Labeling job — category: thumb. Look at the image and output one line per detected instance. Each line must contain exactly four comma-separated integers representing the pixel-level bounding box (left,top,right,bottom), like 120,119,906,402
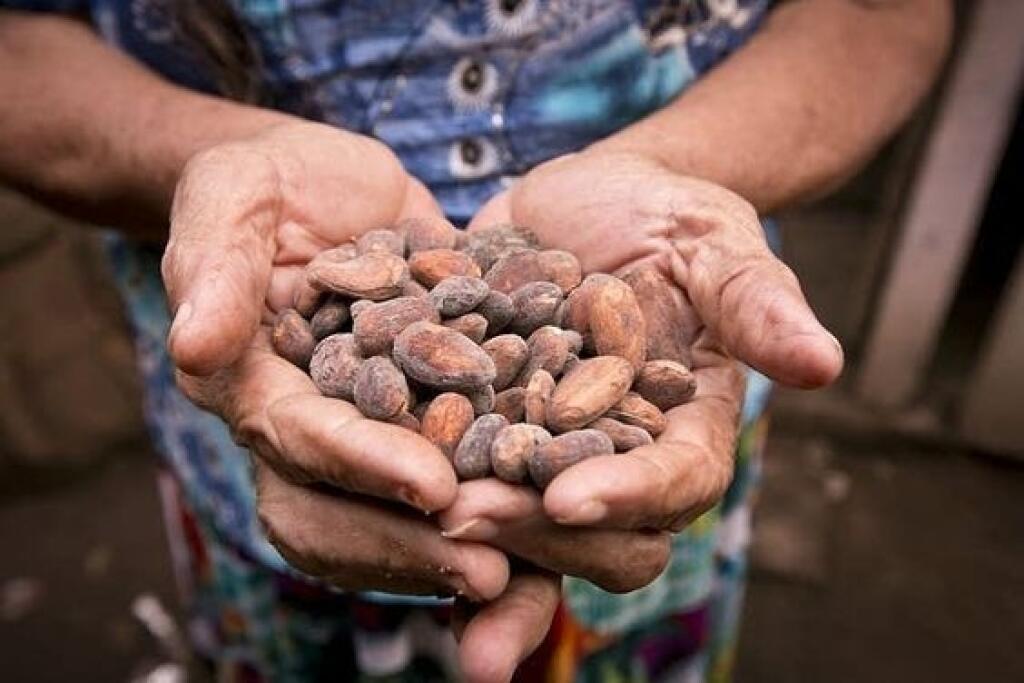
672,230,843,389
455,572,561,683
162,147,279,376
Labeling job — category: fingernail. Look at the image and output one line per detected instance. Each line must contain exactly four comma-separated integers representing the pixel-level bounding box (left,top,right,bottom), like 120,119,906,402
168,301,193,344
557,500,607,525
826,330,843,352
441,518,499,541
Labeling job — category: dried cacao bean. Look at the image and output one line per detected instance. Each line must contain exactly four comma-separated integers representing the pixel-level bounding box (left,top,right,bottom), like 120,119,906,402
308,251,409,300
491,423,552,484
621,267,699,366
429,276,490,317
481,334,529,391
420,392,475,460
475,290,515,335
353,296,439,356
588,416,654,452
462,225,539,272
514,326,571,387
408,249,481,287
606,392,667,437
492,386,526,423
272,309,315,369
508,281,563,337
309,297,350,340
454,413,508,480
528,429,614,489
309,334,362,400
483,249,545,294
393,321,496,391
466,384,496,415
589,276,647,370
524,369,556,427
354,356,409,421
442,313,489,344
635,360,697,411
546,356,634,433
537,250,582,293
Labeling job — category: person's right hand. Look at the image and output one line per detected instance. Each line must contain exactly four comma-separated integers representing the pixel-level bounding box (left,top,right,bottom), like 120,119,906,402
163,120,513,599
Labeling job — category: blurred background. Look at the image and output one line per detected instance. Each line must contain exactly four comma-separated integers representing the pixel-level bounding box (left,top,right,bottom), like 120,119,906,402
2,2,1022,681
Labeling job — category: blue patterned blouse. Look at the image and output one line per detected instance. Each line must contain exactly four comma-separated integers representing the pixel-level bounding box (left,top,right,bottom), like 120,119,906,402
5,0,774,630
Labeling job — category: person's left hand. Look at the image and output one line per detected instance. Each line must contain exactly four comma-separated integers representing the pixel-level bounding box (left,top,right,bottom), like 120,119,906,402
443,148,843,554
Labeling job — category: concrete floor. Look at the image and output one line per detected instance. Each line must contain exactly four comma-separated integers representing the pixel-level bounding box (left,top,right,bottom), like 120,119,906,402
2,414,1022,682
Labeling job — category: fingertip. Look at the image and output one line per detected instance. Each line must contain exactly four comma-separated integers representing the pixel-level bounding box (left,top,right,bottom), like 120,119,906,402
541,454,619,525
770,329,845,389
459,644,517,683
455,543,511,602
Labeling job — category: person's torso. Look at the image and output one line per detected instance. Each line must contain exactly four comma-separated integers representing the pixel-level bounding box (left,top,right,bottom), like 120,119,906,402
86,0,769,220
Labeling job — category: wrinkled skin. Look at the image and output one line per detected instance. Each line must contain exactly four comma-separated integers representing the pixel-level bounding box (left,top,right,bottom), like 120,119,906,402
163,124,677,680
441,149,844,646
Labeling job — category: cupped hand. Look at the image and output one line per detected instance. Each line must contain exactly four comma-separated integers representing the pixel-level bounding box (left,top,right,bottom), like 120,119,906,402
162,121,557,676
462,149,843,536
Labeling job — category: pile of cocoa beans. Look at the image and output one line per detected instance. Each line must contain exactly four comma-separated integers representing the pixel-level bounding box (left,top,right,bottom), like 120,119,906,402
272,219,697,491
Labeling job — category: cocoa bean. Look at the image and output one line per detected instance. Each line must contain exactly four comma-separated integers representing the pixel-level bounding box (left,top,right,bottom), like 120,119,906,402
429,276,490,317
635,360,697,411
492,386,526,423
353,356,409,420
293,282,326,318
528,429,614,489
546,356,634,433
475,290,515,335
396,216,458,254
393,321,496,391
309,334,362,400
524,369,556,426
408,249,481,287
308,251,409,300
466,384,496,415
353,296,439,356
508,281,563,337
560,273,616,353
420,393,475,461
356,229,405,257
537,250,582,293
589,276,647,370
562,330,584,355
514,326,570,387
442,313,489,344
588,417,654,452
462,225,539,272
272,309,315,369
621,267,699,366
309,297,350,340
483,249,545,294
491,423,552,484
454,413,508,480
606,392,667,437
481,335,529,391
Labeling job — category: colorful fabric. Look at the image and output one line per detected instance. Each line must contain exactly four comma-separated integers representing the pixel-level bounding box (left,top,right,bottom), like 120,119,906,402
4,1,777,679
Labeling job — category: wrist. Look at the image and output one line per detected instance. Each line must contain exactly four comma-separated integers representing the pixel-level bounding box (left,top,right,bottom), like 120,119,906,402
130,87,295,229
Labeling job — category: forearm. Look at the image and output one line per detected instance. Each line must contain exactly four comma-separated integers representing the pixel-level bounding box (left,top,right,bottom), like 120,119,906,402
0,11,291,238
595,0,953,213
